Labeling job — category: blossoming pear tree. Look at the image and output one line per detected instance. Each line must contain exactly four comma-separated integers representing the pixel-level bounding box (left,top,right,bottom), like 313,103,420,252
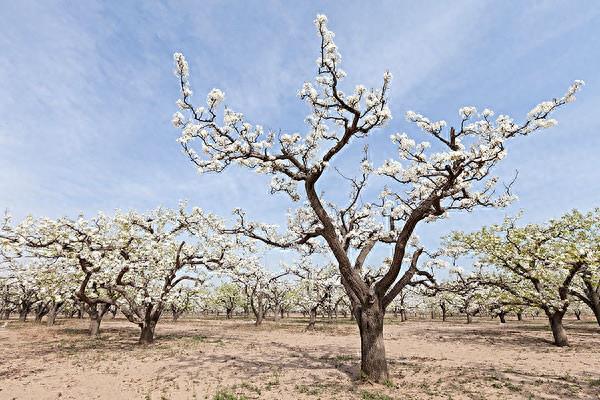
226,261,288,326
210,282,245,319
288,258,340,330
109,206,242,343
1,213,129,335
449,210,598,346
172,14,583,380
565,209,600,326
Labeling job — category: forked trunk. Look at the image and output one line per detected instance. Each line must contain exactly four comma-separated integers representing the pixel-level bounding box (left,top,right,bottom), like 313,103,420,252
18,309,28,322
356,304,388,382
574,310,581,320
548,312,569,347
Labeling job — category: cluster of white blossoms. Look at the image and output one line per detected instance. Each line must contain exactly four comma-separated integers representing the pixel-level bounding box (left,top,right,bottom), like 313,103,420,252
171,14,393,190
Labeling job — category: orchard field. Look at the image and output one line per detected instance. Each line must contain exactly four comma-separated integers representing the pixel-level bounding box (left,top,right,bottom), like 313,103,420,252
2,4,600,400
1,315,599,400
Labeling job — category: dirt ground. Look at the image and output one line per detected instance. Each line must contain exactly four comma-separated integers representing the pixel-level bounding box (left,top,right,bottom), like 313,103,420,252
0,316,599,400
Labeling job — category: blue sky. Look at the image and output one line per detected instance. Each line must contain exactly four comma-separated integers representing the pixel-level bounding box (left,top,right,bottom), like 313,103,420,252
1,1,599,260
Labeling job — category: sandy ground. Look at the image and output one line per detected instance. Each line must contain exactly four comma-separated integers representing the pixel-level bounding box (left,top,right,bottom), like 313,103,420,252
0,316,599,400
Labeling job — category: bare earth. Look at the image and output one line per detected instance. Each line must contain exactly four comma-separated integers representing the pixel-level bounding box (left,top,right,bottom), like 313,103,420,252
0,316,599,400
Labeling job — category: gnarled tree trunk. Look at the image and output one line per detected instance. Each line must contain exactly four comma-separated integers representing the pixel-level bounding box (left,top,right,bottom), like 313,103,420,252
356,303,388,382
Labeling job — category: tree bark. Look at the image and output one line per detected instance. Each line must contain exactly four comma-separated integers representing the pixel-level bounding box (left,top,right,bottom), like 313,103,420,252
548,312,569,347
356,304,388,382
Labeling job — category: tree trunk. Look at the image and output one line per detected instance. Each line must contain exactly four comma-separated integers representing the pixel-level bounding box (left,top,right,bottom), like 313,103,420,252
574,310,581,320
88,303,110,336
356,304,388,382
46,302,63,327
441,307,447,322
274,305,281,321
517,312,523,321
2,310,11,320
466,314,472,324
18,309,28,322
306,308,317,330
254,307,263,326
582,278,600,327
226,308,233,319
548,312,569,347
34,305,48,323
139,320,157,344
499,312,506,323
89,314,101,336
47,308,57,326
